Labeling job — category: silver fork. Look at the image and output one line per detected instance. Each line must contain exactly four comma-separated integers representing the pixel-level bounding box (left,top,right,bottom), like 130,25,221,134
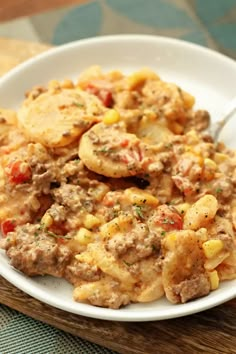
208,96,236,142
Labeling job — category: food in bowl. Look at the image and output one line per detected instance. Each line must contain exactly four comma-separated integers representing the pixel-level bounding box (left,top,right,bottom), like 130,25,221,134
0,66,235,309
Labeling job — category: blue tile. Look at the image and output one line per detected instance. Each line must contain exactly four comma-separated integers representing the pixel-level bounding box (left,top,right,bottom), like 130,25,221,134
195,0,236,23
106,0,195,28
53,1,102,45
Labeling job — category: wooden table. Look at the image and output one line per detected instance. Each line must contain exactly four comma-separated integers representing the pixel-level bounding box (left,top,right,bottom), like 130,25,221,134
0,37,236,354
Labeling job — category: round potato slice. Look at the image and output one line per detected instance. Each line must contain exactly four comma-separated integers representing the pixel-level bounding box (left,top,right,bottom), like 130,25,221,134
78,122,144,178
18,88,106,148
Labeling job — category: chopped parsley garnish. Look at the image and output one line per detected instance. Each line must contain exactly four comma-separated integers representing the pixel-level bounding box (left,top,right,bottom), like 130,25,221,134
216,188,223,194
73,101,84,108
161,231,166,236
97,147,114,154
162,218,175,225
134,205,144,219
152,244,158,251
123,260,132,267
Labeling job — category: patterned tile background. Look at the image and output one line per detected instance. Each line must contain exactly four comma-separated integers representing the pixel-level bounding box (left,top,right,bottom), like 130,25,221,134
0,0,235,353
0,0,235,58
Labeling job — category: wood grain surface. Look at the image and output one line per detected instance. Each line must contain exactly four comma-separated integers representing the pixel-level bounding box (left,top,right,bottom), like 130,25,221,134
0,37,236,354
0,276,236,354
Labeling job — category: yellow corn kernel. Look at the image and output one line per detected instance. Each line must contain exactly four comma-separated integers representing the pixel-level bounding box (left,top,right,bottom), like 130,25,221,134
184,151,204,167
164,233,177,251
169,122,183,135
204,158,217,170
127,69,159,89
83,214,101,229
41,213,53,228
174,203,190,215
103,109,120,125
214,152,229,164
100,215,133,238
186,130,199,144
75,251,93,264
203,158,217,181
182,92,195,109
74,228,93,245
124,187,159,206
202,239,224,259
60,79,74,89
208,270,219,290
48,79,60,89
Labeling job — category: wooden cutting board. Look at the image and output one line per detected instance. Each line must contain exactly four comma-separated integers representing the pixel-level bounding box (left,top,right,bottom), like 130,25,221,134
0,37,236,354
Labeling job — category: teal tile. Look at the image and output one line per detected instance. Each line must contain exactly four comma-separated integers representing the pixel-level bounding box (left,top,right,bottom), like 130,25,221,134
53,1,102,44
210,23,236,49
195,0,236,23
106,0,195,28
180,30,208,46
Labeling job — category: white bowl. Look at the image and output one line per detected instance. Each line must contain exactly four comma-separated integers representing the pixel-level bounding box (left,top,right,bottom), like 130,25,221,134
0,35,236,322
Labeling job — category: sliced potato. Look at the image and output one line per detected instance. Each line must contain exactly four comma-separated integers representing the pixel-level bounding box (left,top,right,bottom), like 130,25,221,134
136,117,173,144
78,122,143,177
0,108,27,153
18,88,106,148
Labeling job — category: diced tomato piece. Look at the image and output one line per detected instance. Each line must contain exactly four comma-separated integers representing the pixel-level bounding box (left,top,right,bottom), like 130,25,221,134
1,220,16,237
86,84,113,107
120,139,129,147
57,237,67,245
98,89,113,107
48,221,68,236
154,205,183,231
102,195,115,207
6,160,32,184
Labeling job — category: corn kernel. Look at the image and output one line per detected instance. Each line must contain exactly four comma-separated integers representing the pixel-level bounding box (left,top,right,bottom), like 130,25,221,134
203,158,217,181
127,69,159,90
100,215,133,239
103,109,120,125
74,228,93,245
164,233,177,251
83,214,101,229
75,251,93,263
48,79,60,89
41,213,53,228
61,79,74,89
204,158,217,170
214,153,229,164
124,187,159,206
169,122,183,134
186,130,199,144
202,239,224,259
182,92,195,109
208,270,219,290
174,203,190,215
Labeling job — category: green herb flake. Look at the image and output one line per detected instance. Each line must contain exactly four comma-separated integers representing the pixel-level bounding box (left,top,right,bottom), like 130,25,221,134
73,101,84,108
152,244,158,251
123,260,132,267
162,218,175,225
97,147,114,154
135,205,144,219
216,188,223,194
161,231,166,236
